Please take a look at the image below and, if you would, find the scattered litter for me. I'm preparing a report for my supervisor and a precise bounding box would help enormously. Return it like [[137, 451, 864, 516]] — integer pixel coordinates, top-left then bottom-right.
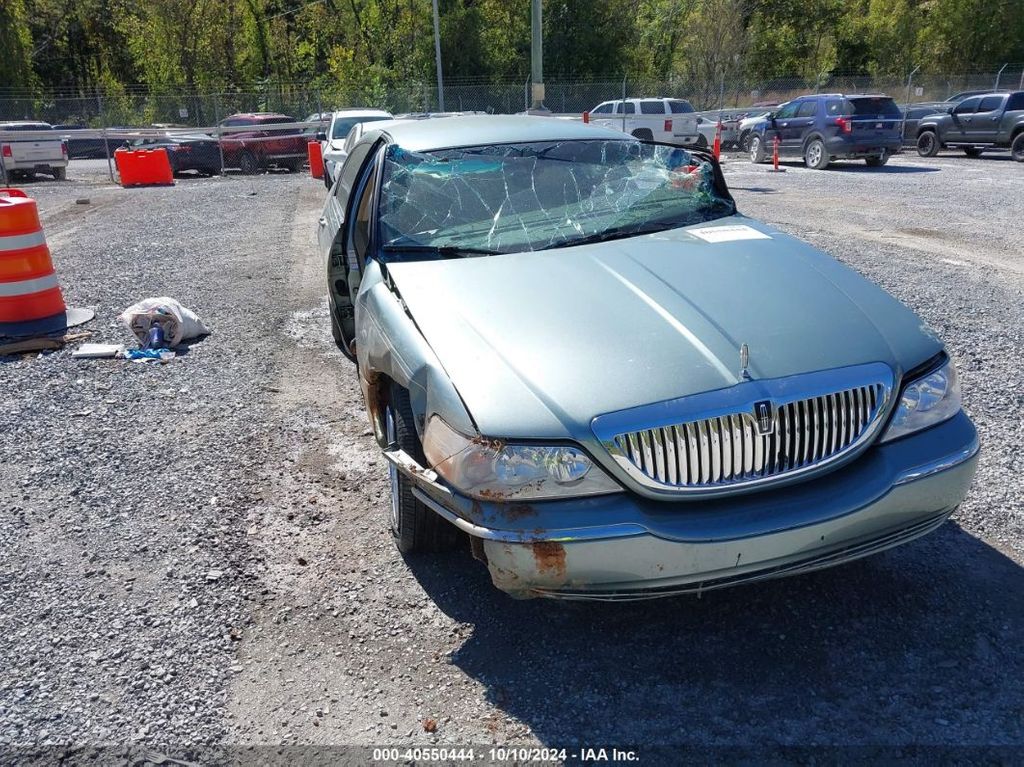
[[72, 343, 125, 359], [123, 348, 175, 362], [118, 297, 210, 348], [423, 718, 438, 733], [0, 337, 64, 356]]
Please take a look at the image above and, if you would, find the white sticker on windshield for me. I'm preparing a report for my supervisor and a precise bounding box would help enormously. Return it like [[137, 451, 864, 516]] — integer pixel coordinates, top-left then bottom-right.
[[689, 225, 772, 243]]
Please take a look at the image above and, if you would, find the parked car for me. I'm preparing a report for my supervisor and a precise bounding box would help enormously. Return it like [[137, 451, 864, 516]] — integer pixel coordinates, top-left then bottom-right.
[[126, 133, 222, 175], [748, 94, 903, 169], [321, 109, 393, 187], [0, 122, 68, 180], [737, 106, 780, 152], [216, 113, 307, 174], [587, 98, 703, 147], [916, 91, 1024, 160], [53, 124, 110, 159], [317, 114, 979, 600]]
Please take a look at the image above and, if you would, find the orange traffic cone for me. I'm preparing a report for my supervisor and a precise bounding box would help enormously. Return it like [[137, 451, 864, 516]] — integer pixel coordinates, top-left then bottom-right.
[[0, 189, 94, 338], [767, 134, 786, 173]]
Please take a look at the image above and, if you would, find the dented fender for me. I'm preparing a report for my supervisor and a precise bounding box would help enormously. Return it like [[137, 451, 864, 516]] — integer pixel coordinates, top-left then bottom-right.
[[355, 260, 476, 447]]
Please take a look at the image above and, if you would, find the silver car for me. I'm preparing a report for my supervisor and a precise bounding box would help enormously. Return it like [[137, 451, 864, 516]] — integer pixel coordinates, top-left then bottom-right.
[[317, 115, 979, 600]]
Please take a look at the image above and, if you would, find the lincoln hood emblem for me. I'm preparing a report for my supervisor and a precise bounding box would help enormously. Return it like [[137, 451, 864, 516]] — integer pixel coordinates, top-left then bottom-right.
[[753, 400, 774, 435]]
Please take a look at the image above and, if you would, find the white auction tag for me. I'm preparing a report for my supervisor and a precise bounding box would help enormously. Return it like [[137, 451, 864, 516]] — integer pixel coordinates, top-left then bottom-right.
[[688, 224, 772, 243]]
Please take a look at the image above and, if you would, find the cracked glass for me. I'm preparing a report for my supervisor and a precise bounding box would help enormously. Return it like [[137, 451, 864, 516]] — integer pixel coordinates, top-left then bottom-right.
[[377, 140, 734, 257]]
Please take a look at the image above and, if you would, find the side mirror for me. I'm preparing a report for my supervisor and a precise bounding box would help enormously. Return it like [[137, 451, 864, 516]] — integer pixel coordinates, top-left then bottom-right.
[[315, 131, 327, 142]]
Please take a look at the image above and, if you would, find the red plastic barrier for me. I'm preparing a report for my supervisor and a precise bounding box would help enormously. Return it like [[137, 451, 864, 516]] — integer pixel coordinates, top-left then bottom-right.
[[308, 141, 324, 179], [114, 148, 174, 187]]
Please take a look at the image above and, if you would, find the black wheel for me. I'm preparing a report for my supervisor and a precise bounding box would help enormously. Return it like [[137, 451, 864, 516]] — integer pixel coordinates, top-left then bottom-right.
[[749, 134, 767, 163], [963, 147, 983, 157], [739, 130, 752, 153], [865, 150, 889, 167], [804, 138, 829, 169], [1012, 133, 1024, 162], [239, 151, 260, 174], [695, 134, 709, 150], [631, 129, 653, 141], [917, 131, 939, 157], [51, 167, 66, 181], [285, 159, 305, 173], [385, 382, 461, 554]]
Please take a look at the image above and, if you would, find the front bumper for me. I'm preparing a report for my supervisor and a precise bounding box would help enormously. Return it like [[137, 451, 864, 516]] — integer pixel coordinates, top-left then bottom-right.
[[408, 411, 979, 600]]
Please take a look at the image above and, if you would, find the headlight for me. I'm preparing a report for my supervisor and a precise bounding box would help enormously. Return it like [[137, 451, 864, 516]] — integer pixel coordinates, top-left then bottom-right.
[[881, 358, 961, 442], [422, 416, 622, 500]]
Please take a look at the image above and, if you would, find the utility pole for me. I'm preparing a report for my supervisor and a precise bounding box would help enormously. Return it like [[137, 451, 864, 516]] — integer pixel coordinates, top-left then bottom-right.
[[431, 0, 445, 112], [530, 0, 545, 112]]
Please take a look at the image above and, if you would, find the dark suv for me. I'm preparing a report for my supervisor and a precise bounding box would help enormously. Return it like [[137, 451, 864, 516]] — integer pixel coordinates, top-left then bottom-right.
[[749, 94, 903, 169]]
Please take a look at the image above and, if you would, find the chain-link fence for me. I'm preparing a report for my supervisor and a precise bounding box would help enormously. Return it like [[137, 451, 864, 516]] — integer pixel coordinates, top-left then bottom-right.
[[2, 68, 1022, 129]]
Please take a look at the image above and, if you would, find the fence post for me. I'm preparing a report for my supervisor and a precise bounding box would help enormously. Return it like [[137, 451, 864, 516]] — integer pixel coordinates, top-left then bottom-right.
[[1019, 68, 1024, 90], [98, 90, 114, 183], [214, 93, 226, 175], [994, 63, 1007, 91], [902, 65, 920, 140], [621, 74, 627, 133]]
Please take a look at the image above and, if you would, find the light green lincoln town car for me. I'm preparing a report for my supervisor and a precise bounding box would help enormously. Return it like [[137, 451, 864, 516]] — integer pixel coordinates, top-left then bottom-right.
[[317, 115, 979, 600]]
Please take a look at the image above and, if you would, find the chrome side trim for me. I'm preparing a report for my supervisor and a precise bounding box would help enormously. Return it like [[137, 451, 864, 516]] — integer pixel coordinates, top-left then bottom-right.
[[410, 487, 647, 543], [893, 433, 980, 486]]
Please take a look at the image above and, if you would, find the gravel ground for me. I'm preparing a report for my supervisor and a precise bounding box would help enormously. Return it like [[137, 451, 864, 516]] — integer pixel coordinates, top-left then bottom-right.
[[1, 151, 1022, 759]]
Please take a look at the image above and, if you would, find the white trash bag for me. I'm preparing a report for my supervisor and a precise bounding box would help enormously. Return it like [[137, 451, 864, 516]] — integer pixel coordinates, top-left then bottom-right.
[[118, 297, 210, 348]]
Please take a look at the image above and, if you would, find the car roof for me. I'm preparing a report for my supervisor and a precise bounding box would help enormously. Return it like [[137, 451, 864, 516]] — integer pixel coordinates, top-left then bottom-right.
[[0, 121, 53, 128], [226, 112, 293, 120], [363, 114, 632, 151], [332, 109, 392, 118]]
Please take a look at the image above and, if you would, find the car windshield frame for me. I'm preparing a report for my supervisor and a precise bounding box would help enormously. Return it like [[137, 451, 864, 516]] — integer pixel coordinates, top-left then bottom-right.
[[374, 138, 736, 259]]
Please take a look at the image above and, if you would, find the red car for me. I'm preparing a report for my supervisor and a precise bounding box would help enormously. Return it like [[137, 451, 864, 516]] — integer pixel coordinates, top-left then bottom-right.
[[217, 113, 307, 174]]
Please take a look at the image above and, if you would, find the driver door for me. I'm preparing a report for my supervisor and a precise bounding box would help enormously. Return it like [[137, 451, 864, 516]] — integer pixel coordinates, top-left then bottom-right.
[[947, 97, 980, 143], [319, 140, 378, 356]]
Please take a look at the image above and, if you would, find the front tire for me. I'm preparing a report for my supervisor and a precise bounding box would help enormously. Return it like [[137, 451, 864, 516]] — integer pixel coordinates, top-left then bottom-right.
[[804, 138, 829, 169], [51, 167, 66, 181], [385, 382, 461, 554], [749, 134, 766, 163], [917, 130, 939, 157], [1012, 133, 1024, 162], [739, 130, 751, 153]]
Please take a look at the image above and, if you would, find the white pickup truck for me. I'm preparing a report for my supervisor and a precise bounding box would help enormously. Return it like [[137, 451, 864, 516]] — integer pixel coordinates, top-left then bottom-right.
[[0, 122, 69, 180], [586, 97, 705, 148]]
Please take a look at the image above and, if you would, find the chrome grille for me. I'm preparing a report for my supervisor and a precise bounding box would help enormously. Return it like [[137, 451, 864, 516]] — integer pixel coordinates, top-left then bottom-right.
[[610, 382, 886, 491]]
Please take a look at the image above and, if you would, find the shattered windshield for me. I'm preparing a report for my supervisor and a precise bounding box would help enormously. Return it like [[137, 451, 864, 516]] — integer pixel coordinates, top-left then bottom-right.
[[377, 139, 734, 255]]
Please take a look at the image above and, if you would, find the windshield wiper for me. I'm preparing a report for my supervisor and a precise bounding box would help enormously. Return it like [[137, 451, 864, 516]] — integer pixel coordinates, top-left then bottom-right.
[[381, 243, 502, 258], [545, 222, 678, 250]]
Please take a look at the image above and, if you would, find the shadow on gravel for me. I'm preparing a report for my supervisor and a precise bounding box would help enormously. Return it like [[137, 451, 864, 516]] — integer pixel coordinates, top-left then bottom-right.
[[409, 523, 1024, 746], [827, 163, 942, 174]]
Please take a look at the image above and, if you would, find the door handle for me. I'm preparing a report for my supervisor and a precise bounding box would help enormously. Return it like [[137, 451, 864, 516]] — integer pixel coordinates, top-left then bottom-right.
[[318, 216, 327, 227]]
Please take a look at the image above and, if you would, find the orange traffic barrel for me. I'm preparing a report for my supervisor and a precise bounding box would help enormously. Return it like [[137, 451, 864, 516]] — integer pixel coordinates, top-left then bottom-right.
[[308, 141, 324, 179], [0, 188, 93, 338]]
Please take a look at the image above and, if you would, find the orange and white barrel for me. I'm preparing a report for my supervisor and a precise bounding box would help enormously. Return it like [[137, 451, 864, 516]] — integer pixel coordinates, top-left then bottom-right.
[[0, 188, 93, 336]]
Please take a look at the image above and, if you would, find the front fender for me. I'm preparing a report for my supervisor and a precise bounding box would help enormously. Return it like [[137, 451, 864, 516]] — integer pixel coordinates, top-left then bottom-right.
[[355, 260, 476, 447]]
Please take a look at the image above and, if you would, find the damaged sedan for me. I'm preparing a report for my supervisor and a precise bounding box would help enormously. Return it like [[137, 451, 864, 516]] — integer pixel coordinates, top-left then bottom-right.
[[318, 115, 979, 600]]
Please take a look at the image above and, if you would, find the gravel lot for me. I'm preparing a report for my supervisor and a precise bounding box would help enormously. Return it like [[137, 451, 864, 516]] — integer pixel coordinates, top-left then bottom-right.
[[1, 150, 1022, 759]]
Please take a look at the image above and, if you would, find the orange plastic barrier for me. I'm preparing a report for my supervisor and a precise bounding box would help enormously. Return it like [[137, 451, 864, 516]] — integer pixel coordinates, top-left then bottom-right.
[[308, 141, 324, 179], [114, 148, 174, 187], [0, 189, 69, 323]]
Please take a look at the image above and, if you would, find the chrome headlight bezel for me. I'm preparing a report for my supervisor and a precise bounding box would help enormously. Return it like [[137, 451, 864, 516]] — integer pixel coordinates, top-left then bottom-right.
[[880, 357, 961, 443], [422, 416, 622, 501]]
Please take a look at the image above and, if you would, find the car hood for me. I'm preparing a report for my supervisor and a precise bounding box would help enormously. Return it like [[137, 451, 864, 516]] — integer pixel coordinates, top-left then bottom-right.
[[386, 217, 941, 440]]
